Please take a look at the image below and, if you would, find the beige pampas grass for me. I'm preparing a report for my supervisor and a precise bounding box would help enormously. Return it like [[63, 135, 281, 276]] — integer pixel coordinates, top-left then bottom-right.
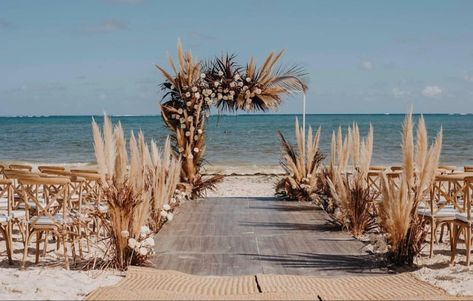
[[327, 123, 376, 237], [91, 115, 181, 269], [378, 112, 443, 266], [276, 118, 324, 202]]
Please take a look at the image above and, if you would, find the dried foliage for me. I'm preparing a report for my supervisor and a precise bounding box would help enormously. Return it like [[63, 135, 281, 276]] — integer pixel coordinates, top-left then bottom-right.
[[378, 113, 443, 266], [157, 40, 307, 198], [276, 118, 324, 202], [327, 123, 376, 237], [91, 115, 181, 269]]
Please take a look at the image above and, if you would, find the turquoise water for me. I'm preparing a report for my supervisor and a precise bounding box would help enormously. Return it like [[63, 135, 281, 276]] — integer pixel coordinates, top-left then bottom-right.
[[1, 114, 472, 171]]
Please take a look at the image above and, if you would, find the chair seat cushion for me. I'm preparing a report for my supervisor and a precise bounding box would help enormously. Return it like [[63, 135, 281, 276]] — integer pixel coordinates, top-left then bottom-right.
[[10, 210, 26, 219], [417, 206, 458, 218], [0, 214, 8, 223], [456, 213, 473, 223], [30, 214, 68, 226]]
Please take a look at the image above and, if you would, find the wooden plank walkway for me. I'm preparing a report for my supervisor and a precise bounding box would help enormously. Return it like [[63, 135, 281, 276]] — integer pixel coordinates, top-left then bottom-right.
[[153, 197, 386, 276]]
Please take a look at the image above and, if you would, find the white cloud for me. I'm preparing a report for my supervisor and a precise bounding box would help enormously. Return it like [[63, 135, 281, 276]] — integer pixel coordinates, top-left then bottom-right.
[[361, 60, 373, 70], [464, 73, 473, 82], [392, 87, 410, 98], [422, 85, 443, 98], [82, 20, 128, 33]]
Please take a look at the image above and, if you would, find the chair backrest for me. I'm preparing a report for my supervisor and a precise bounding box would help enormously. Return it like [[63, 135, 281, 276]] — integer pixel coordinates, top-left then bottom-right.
[[18, 177, 71, 217], [38, 165, 66, 173], [8, 164, 33, 171], [0, 179, 13, 214], [70, 169, 99, 174], [464, 166, 473, 172], [438, 165, 456, 173], [390, 166, 403, 172]]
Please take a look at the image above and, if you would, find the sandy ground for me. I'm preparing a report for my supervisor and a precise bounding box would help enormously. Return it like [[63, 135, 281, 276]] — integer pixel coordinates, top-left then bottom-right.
[[2, 175, 473, 298], [0, 232, 123, 300]]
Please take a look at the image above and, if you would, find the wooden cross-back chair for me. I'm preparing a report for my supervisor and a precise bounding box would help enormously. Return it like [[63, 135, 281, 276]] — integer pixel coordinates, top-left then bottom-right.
[[18, 176, 79, 269], [0, 179, 14, 264], [451, 176, 473, 265]]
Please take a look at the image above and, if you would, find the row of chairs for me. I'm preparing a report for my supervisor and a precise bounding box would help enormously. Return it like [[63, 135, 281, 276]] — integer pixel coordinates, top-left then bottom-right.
[[0, 163, 104, 269], [366, 165, 473, 265]]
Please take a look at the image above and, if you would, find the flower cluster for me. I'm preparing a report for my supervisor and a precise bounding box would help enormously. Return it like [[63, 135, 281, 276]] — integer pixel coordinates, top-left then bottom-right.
[[121, 226, 155, 259]]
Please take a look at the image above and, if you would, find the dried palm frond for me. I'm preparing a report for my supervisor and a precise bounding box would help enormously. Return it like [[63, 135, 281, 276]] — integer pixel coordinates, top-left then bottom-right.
[[157, 41, 307, 197], [276, 118, 324, 202], [378, 112, 443, 266]]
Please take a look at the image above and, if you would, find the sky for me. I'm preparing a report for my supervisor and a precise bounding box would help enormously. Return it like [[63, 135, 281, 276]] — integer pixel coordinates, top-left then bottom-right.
[[1, 0, 473, 116]]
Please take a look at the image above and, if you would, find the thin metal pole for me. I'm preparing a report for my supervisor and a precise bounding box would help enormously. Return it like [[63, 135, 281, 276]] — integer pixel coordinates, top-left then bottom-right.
[[302, 93, 306, 135]]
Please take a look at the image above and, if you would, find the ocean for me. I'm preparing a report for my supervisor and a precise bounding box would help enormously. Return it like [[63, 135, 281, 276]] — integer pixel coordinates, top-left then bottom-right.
[[1, 114, 472, 174]]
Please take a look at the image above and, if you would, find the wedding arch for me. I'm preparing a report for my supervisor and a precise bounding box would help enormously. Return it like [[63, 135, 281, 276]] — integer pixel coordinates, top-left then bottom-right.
[[156, 41, 307, 197]]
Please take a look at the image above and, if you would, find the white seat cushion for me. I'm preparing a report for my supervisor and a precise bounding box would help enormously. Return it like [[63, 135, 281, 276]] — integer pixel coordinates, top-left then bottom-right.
[[456, 212, 473, 223], [10, 210, 26, 219], [30, 214, 66, 226], [0, 214, 8, 223], [417, 207, 458, 218]]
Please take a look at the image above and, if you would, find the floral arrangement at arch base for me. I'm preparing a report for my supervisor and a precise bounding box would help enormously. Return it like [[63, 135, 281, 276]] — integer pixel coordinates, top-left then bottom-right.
[[157, 41, 307, 198]]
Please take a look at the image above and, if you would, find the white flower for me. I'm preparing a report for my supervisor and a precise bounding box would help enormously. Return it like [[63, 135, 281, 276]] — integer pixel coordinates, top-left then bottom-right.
[[238, 81, 243, 87], [246, 77, 251, 82], [186, 101, 192, 107], [185, 92, 191, 97], [197, 129, 203, 134], [185, 131, 190, 137], [188, 154, 194, 159], [194, 92, 200, 99], [193, 147, 199, 153], [200, 73, 206, 78], [187, 116, 193, 122], [166, 212, 174, 221], [181, 124, 186, 129], [194, 135, 199, 140], [229, 82, 236, 88], [177, 108, 183, 114], [140, 225, 150, 235], [170, 197, 177, 204], [223, 95, 228, 100], [217, 93, 222, 100], [121, 230, 129, 238], [214, 81, 219, 87], [191, 86, 198, 92], [128, 238, 137, 249], [143, 237, 155, 247], [163, 203, 171, 211], [234, 74, 240, 80], [170, 84, 175, 89], [160, 210, 167, 217], [211, 93, 215, 98], [255, 88, 262, 95], [218, 71, 224, 76], [139, 247, 148, 256], [205, 97, 210, 102]]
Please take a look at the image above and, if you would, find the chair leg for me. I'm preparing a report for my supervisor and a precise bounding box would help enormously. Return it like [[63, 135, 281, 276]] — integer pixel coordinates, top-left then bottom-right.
[[43, 231, 48, 256], [430, 219, 435, 258], [59, 230, 69, 270], [1, 226, 13, 265], [466, 228, 471, 266], [21, 230, 34, 270], [35, 231, 42, 264]]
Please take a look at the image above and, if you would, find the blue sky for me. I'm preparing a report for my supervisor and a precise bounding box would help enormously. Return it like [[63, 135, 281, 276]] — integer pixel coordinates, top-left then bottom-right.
[[1, 0, 473, 115]]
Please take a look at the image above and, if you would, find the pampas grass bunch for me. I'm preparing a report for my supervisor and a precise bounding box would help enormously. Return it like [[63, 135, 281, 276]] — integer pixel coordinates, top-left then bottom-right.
[[91, 115, 181, 269], [378, 113, 442, 266], [157, 40, 307, 198], [327, 123, 376, 237], [276, 118, 324, 202]]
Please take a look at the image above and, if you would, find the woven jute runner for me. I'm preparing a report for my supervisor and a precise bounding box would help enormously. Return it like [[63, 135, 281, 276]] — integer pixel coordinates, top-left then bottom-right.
[[86, 266, 467, 300]]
